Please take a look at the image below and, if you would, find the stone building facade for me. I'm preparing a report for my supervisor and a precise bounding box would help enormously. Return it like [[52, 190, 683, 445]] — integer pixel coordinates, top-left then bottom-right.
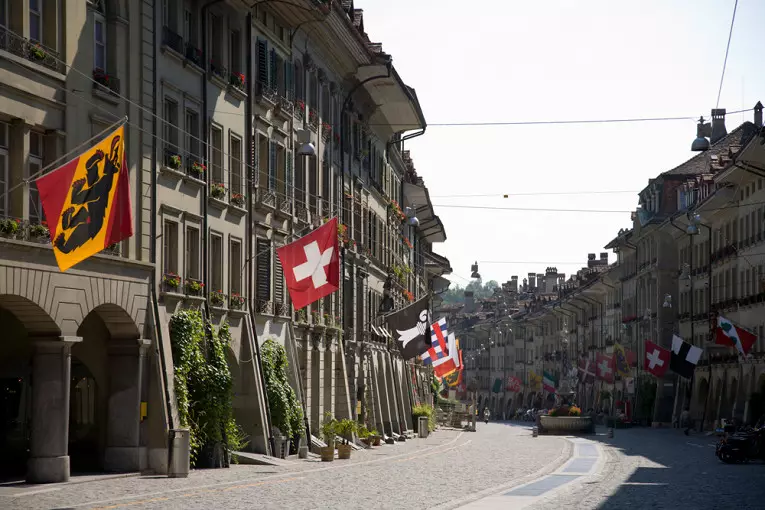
[[0, 0, 447, 483]]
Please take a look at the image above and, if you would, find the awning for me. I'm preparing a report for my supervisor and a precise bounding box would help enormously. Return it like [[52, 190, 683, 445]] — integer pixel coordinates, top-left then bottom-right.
[[356, 64, 426, 136], [432, 275, 451, 293], [403, 182, 447, 243]]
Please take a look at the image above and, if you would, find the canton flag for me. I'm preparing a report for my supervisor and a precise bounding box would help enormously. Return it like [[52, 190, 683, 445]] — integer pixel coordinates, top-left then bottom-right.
[[670, 334, 703, 379], [420, 317, 448, 365], [386, 295, 431, 360]]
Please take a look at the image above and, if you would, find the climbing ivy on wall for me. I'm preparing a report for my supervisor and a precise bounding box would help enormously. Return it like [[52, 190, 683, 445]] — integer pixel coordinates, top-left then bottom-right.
[[260, 338, 305, 439], [169, 310, 247, 467]]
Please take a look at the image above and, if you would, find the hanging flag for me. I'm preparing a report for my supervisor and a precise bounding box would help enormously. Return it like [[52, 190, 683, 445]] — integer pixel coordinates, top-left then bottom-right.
[[447, 333, 459, 368], [578, 358, 596, 384], [595, 353, 614, 383], [506, 376, 521, 392], [431, 332, 458, 378], [542, 371, 557, 393], [716, 315, 756, 357], [613, 343, 630, 377], [277, 217, 339, 310], [492, 378, 503, 393], [670, 334, 703, 379], [420, 318, 448, 365], [386, 295, 431, 360], [529, 371, 543, 391], [643, 340, 670, 378], [36, 125, 133, 272]]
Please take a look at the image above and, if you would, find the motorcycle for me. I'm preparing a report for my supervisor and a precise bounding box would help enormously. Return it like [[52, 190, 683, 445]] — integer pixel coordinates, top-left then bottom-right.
[[716, 428, 764, 464]]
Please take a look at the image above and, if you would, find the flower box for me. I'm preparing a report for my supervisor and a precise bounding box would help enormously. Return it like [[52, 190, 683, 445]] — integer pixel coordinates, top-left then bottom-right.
[[93, 68, 111, 87], [29, 223, 50, 242], [230, 293, 246, 310], [210, 183, 226, 200], [0, 218, 22, 238], [189, 160, 206, 178], [29, 44, 46, 61], [166, 153, 182, 170], [231, 192, 246, 208], [185, 278, 204, 296], [230, 72, 246, 90], [210, 290, 226, 307], [162, 272, 181, 290]]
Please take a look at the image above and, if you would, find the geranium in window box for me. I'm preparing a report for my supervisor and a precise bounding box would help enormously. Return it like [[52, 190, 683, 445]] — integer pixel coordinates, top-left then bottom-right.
[[403, 290, 414, 302], [166, 153, 182, 170], [185, 278, 204, 296], [230, 293, 246, 310], [296, 308, 308, 324], [402, 236, 413, 249], [230, 72, 246, 90], [188, 160, 206, 178], [0, 217, 21, 237], [29, 43, 46, 61], [231, 192, 246, 207], [210, 290, 226, 307], [29, 222, 50, 241], [163, 272, 181, 289], [93, 68, 110, 87], [210, 182, 226, 200]]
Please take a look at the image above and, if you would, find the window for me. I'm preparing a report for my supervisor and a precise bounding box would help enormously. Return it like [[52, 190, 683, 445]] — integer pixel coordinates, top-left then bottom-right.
[[183, 7, 197, 47], [28, 132, 44, 224], [163, 0, 179, 31], [229, 29, 241, 75], [185, 109, 200, 163], [163, 220, 179, 274], [30, 0, 42, 43], [209, 13, 222, 70], [0, 122, 7, 217], [164, 98, 179, 155], [210, 233, 223, 292], [274, 250, 284, 304], [210, 125, 223, 184], [230, 239, 242, 295], [229, 134, 242, 196], [94, 11, 106, 71], [185, 226, 200, 279]]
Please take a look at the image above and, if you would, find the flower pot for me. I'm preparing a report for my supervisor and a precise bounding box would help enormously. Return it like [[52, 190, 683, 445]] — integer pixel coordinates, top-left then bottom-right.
[[320, 445, 335, 462], [372, 436, 381, 447], [337, 443, 352, 460]]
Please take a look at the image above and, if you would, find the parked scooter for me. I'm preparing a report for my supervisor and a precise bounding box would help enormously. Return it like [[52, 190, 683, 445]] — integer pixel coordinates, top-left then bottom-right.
[[716, 427, 764, 464]]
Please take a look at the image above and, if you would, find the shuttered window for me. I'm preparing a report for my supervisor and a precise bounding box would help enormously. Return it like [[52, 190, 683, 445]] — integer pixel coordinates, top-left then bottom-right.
[[256, 238, 271, 301], [256, 39, 268, 85], [274, 254, 284, 305], [268, 141, 276, 191], [322, 160, 331, 212]]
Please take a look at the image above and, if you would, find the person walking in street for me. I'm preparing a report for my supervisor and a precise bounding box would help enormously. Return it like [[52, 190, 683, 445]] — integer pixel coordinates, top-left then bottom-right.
[[483, 407, 491, 424], [681, 407, 692, 436]]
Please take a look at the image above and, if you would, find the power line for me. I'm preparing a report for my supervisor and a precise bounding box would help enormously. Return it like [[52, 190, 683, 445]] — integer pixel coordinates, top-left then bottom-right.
[[430, 201, 765, 215], [430, 190, 639, 199], [717, 0, 739, 108]]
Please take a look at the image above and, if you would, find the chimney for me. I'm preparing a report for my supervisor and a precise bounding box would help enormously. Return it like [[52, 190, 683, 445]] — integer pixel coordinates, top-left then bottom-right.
[[600, 252, 608, 262], [522, 278, 528, 291], [710, 108, 727, 144], [588, 253, 596, 261], [464, 291, 475, 313], [755, 102, 763, 128], [528, 272, 536, 289]]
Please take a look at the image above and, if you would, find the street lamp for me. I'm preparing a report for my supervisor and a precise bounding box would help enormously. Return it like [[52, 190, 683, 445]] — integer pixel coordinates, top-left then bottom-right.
[[691, 116, 712, 152], [471, 262, 481, 280]]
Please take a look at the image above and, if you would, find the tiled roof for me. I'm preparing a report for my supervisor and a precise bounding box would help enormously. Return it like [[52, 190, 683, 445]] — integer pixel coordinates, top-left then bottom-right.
[[661, 121, 759, 176]]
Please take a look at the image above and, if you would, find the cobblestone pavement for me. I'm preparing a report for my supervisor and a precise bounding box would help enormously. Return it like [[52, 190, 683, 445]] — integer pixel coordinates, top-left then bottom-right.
[[530, 426, 765, 510], [3, 422, 569, 510]]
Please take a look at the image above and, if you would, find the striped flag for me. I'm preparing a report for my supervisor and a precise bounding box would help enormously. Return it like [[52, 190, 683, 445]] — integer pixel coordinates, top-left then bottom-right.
[[420, 318, 448, 365]]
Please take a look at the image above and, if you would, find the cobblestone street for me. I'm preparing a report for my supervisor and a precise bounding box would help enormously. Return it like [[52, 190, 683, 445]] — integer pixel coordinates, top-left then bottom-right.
[[1, 424, 569, 510]]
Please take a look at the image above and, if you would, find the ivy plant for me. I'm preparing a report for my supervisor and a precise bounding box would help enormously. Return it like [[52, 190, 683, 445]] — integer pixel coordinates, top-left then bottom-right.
[[261, 338, 305, 439]]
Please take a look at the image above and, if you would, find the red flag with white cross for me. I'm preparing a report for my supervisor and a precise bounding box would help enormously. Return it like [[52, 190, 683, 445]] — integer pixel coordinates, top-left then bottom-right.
[[595, 352, 615, 383], [277, 217, 339, 310], [643, 340, 670, 378]]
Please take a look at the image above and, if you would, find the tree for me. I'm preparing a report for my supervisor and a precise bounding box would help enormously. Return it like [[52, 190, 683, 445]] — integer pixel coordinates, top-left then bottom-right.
[[439, 280, 500, 304]]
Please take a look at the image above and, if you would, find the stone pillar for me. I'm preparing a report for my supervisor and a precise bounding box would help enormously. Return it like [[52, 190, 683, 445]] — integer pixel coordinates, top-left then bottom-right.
[[323, 335, 336, 421], [27, 336, 82, 484], [333, 335, 352, 421], [309, 332, 324, 433], [104, 338, 151, 472], [296, 331, 312, 436]]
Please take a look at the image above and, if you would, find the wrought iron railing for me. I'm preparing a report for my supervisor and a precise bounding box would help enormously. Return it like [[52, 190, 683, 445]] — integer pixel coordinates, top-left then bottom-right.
[[162, 26, 184, 55], [0, 28, 63, 73]]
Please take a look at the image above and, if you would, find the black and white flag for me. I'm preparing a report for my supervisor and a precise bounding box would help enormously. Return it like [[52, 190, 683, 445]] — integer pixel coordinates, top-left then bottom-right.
[[386, 295, 431, 360], [670, 334, 703, 379]]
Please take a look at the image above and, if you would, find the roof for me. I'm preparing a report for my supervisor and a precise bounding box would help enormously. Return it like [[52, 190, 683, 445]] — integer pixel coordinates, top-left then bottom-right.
[[660, 121, 759, 177]]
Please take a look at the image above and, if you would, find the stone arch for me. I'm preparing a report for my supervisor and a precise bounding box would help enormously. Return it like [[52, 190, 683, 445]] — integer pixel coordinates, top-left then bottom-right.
[[0, 294, 60, 337]]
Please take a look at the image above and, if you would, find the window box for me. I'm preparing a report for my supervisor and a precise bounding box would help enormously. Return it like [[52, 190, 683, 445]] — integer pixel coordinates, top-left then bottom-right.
[[230, 293, 246, 310], [162, 272, 181, 291], [209, 61, 228, 88], [294, 100, 305, 121], [28, 222, 50, 243], [255, 82, 278, 105], [185, 278, 204, 296], [231, 192, 246, 208], [229, 72, 246, 91], [0, 218, 23, 239], [184, 43, 203, 68], [165, 152, 182, 171], [210, 290, 226, 307], [28, 43, 47, 62], [308, 109, 319, 131], [161, 26, 184, 59], [188, 160, 206, 180], [210, 182, 227, 200]]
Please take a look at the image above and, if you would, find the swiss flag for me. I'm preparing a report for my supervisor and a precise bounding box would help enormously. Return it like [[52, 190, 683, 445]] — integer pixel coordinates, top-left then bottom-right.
[[643, 340, 670, 378], [595, 353, 614, 383], [277, 217, 339, 310]]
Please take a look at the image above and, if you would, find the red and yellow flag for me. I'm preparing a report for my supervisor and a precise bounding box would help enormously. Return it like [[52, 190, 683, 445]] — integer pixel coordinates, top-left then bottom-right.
[[36, 126, 133, 272]]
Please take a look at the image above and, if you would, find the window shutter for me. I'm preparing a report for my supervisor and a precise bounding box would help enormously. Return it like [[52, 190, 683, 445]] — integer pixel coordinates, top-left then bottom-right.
[[286, 150, 293, 192], [257, 39, 268, 85], [269, 49, 277, 91], [268, 141, 276, 190], [274, 254, 284, 304], [256, 238, 271, 301]]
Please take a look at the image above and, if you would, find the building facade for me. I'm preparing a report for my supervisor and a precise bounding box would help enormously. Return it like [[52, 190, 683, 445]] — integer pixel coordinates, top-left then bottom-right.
[[0, 0, 448, 484]]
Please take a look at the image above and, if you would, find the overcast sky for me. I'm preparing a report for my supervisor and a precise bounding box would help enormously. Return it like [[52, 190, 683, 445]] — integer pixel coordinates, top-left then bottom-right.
[[360, 0, 765, 286]]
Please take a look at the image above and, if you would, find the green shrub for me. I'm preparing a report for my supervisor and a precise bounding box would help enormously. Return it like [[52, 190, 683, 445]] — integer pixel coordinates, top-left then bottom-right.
[[412, 403, 436, 432], [261, 338, 305, 439]]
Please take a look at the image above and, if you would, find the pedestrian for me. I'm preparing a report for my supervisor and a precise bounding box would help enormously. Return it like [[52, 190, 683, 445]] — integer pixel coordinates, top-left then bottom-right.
[[681, 407, 691, 435], [483, 407, 491, 424]]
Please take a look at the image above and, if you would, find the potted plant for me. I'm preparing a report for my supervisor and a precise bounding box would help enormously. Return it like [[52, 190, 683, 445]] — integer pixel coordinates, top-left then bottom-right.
[[230, 293, 245, 310], [29, 222, 49, 241], [369, 428, 381, 446], [167, 153, 182, 170], [231, 192, 245, 207], [357, 424, 371, 448], [0, 218, 21, 237], [320, 412, 337, 462], [230, 72, 245, 90], [29, 43, 46, 61], [210, 290, 226, 307], [210, 182, 226, 200], [311, 310, 321, 325], [189, 160, 206, 178], [185, 278, 204, 296], [336, 419, 356, 459], [296, 308, 308, 324], [162, 272, 181, 290]]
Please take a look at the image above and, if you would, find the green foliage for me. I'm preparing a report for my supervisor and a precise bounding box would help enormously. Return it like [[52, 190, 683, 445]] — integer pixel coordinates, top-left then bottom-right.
[[320, 411, 338, 445], [169, 310, 247, 467], [261, 338, 305, 439], [412, 403, 436, 432], [336, 419, 357, 445], [440, 280, 500, 304], [357, 424, 370, 439]]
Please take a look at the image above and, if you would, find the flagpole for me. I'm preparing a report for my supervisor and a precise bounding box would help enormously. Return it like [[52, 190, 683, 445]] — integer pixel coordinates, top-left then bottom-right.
[[0, 116, 127, 203]]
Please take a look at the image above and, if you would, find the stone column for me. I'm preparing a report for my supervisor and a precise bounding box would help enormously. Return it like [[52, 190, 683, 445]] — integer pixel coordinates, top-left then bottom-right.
[[296, 331, 312, 436], [323, 335, 336, 421], [27, 336, 82, 484], [309, 332, 324, 434], [104, 338, 151, 473]]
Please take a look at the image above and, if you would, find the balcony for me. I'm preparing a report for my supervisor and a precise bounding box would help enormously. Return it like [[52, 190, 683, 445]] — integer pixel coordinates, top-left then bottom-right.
[[255, 82, 278, 105], [184, 43, 203, 69], [92, 68, 120, 102], [0, 217, 50, 245], [161, 26, 184, 57], [0, 29, 64, 74], [209, 60, 228, 88]]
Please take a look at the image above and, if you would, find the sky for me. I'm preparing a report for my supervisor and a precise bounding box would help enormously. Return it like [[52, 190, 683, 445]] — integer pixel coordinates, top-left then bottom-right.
[[359, 0, 765, 287]]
